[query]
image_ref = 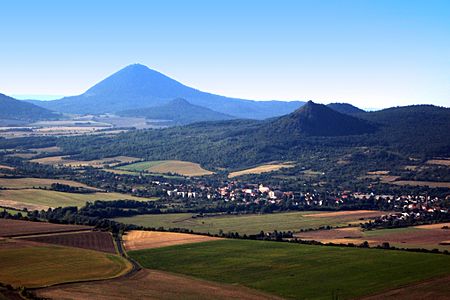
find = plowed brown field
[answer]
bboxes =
[36,269,280,300]
[0,219,91,237]
[22,231,116,253]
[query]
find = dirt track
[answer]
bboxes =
[36,269,281,300]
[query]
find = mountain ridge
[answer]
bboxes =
[327,103,366,115]
[0,93,59,123]
[28,64,305,119]
[119,98,236,125]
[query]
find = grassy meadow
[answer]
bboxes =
[115,210,385,235]
[129,239,450,300]
[0,245,131,287]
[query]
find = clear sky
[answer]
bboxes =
[1,0,449,108]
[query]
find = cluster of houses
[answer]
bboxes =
[152,179,450,213]
[163,181,293,203]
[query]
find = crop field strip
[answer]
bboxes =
[0,245,131,288]
[115,210,386,235]
[0,219,92,237]
[0,188,156,211]
[30,155,141,168]
[123,230,220,251]
[0,177,99,190]
[129,239,450,300]
[228,162,295,178]
[294,222,450,250]
[117,160,213,176]
[21,231,117,253]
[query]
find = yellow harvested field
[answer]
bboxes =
[123,230,219,251]
[120,160,213,176]
[367,170,390,175]
[0,199,48,211]
[376,175,401,182]
[30,155,69,165]
[7,152,36,159]
[0,189,154,210]
[0,177,98,190]
[404,165,418,171]
[229,163,295,178]
[31,155,141,168]
[0,165,14,170]
[426,159,450,166]
[148,161,213,176]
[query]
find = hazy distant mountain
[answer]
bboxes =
[29,64,304,119]
[327,103,365,115]
[0,93,59,122]
[264,101,375,137]
[119,98,235,125]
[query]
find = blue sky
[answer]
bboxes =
[1,0,449,108]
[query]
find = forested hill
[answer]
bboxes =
[0,93,59,122]
[119,98,235,125]
[356,105,450,156]
[28,64,304,119]
[263,101,375,137]
[327,103,366,115]
[53,102,450,169]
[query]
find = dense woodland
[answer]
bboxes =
[48,103,450,171]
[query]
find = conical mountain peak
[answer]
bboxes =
[266,101,375,136]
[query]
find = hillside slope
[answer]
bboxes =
[0,93,59,122]
[120,98,235,125]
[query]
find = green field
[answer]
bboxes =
[103,168,184,179]
[115,210,384,235]
[129,239,450,299]
[118,161,164,171]
[0,189,156,211]
[0,207,25,216]
[117,160,213,176]
[0,245,131,287]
